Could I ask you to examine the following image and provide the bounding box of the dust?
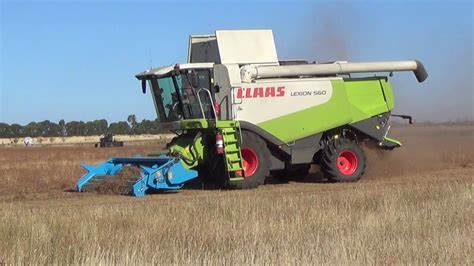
[304,4,473,122]
[307,8,359,62]
[363,125,474,180]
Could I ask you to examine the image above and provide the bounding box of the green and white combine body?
[77,29,427,196]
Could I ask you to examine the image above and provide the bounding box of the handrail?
[196,88,218,121]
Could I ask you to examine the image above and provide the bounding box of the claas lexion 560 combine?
[77,30,428,197]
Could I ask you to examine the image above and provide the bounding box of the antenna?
[149,49,153,70]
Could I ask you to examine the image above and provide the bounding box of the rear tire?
[229,131,270,189]
[320,137,366,182]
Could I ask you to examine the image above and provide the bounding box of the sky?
[0,0,472,124]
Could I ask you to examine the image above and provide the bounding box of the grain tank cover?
[216,30,278,64]
[188,29,279,65]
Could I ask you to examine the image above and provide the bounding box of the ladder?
[220,127,244,180]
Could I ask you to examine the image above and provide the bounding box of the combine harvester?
[77,29,428,197]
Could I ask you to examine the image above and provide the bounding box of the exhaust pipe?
[241,60,428,83]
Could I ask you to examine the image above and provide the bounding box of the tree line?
[0,115,165,138]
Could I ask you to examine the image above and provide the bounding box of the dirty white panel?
[216,30,279,64]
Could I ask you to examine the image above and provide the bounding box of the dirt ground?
[0,125,472,200]
[0,125,472,264]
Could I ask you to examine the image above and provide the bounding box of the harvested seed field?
[0,125,473,264]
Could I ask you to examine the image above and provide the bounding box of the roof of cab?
[135,62,214,80]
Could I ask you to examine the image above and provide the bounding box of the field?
[0,125,473,264]
[0,134,173,146]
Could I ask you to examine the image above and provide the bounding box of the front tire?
[320,137,366,182]
[229,131,270,189]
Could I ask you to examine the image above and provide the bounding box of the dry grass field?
[0,134,173,146]
[0,125,473,265]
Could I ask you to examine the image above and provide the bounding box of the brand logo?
[290,90,327,96]
[236,86,285,99]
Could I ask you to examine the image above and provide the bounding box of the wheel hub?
[241,147,259,177]
[337,150,358,175]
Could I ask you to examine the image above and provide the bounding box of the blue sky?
[1,0,472,124]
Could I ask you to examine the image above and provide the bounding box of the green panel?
[154,120,243,170]
[180,119,210,129]
[343,78,390,123]
[148,132,207,169]
[384,137,402,146]
[169,134,207,168]
[179,119,240,129]
[215,120,240,128]
[257,80,352,143]
[380,79,395,110]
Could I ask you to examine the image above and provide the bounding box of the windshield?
[149,69,214,122]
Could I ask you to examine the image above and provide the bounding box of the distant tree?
[127,114,138,134]
[66,121,86,136]
[24,122,40,137]
[108,121,130,135]
[83,121,92,136]
[1,117,167,138]
[134,120,146,135]
[59,119,67,136]
[136,119,161,134]
[0,123,9,138]
[9,124,24,137]
[37,120,61,137]
[96,119,108,135]
[83,119,108,136]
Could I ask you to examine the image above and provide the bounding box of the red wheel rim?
[241,147,259,177]
[337,150,358,175]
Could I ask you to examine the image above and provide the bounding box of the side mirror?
[141,80,147,94]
